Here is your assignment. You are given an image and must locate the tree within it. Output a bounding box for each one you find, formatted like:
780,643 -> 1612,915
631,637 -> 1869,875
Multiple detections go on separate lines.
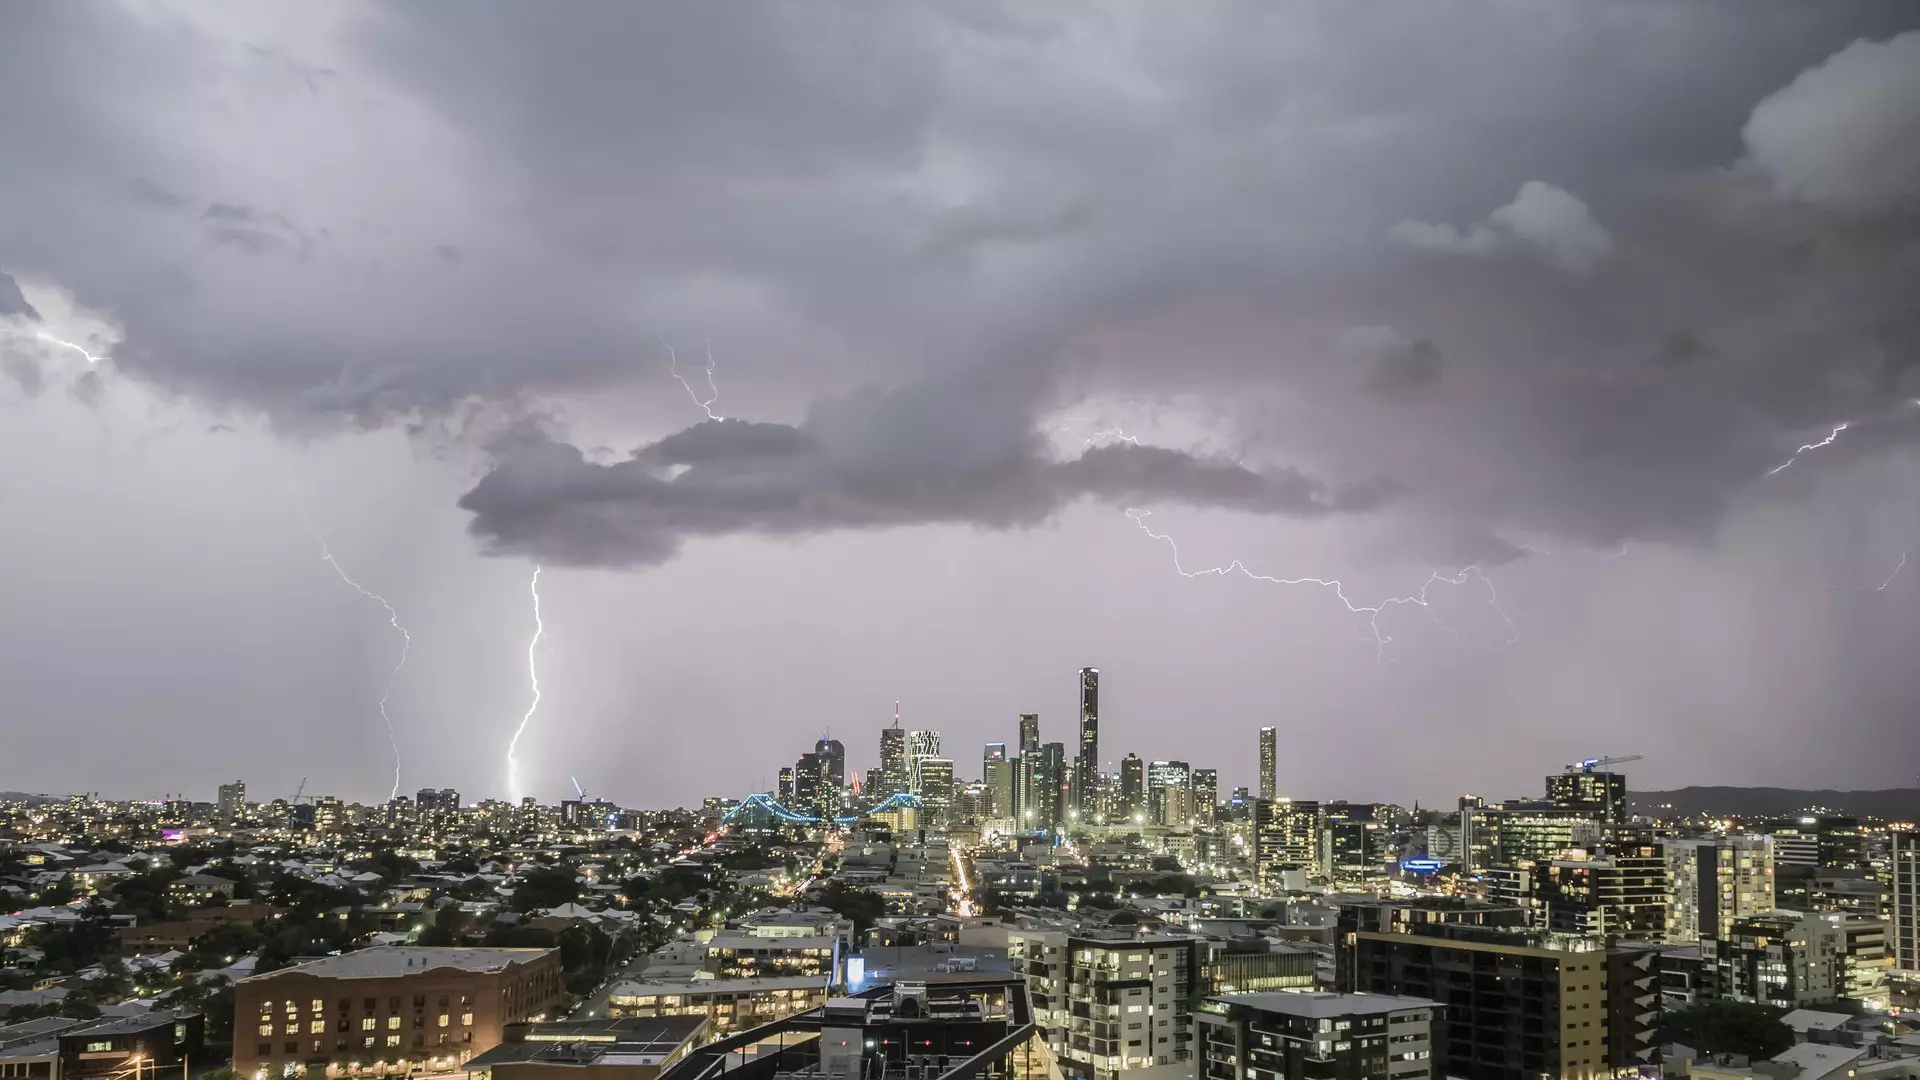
1661,1001 -> 1792,1060
816,882 -> 885,934
511,867 -> 582,912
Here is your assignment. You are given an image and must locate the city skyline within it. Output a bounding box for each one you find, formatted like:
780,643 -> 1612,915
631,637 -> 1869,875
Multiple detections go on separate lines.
6,5 -> 1920,808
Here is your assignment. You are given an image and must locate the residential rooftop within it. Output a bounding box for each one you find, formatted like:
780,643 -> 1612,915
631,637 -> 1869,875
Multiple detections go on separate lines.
1209,992 -> 1436,1019
241,946 -> 553,981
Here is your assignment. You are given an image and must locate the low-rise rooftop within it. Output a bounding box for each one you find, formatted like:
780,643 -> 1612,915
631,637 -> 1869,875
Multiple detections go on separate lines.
241,946 -> 553,981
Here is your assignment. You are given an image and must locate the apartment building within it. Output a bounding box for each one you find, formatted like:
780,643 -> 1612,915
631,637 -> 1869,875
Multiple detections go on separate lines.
1194,992 -> 1437,1080
1008,929 -> 1199,1080
232,947 -> 563,1079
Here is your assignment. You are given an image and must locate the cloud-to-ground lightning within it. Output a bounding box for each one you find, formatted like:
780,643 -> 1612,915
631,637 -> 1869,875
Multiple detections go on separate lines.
667,342 -> 725,420
505,565 -> 545,801
1766,421 -> 1851,476
1124,508 -> 1517,658
298,509 -> 410,799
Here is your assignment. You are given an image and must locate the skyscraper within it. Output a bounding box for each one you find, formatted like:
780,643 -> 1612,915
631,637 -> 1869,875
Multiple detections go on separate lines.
1037,742 -> 1068,832
815,735 -> 845,791
1193,768 -> 1219,825
983,743 -> 1013,821
918,758 -> 955,828
217,781 -> 246,825
1077,668 -> 1099,815
908,729 -> 941,793
878,710 -> 907,795
1018,713 -> 1040,755
1259,727 -> 1277,801
1120,753 -> 1145,822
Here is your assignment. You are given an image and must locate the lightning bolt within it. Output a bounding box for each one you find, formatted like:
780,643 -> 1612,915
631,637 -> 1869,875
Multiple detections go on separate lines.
1057,422 -> 1518,655
1125,508 -> 1516,659
505,564 -> 544,801
1,328 -> 108,365
1854,552 -> 1907,592
667,341 -> 725,421
299,509 -> 409,799
1766,422 -> 1851,476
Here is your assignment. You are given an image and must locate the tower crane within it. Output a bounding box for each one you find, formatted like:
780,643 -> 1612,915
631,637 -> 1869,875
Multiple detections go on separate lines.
1565,754 -> 1641,773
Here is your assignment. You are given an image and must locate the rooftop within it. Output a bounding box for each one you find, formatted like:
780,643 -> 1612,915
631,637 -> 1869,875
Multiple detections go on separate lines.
468,1016 -> 707,1069
1209,992 -> 1435,1019
242,946 -> 554,981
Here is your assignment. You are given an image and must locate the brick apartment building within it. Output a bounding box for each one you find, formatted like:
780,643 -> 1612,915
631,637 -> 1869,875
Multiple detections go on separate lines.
233,947 -> 563,1079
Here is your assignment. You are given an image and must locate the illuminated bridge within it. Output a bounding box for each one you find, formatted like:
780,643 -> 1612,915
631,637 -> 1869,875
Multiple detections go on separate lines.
723,791 -> 923,826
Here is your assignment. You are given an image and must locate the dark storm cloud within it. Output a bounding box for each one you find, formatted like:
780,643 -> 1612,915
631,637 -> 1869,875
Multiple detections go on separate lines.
1,1 -> 1918,561
0,273 -> 39,320
461,412 -> 1392,568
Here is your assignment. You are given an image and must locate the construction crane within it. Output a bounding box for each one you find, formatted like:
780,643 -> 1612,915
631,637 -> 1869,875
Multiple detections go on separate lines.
1565,754 -> 1641,773
292,776 -> 307,802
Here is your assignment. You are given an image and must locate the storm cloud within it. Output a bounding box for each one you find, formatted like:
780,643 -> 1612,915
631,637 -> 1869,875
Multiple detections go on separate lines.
4,2 -> 1920,805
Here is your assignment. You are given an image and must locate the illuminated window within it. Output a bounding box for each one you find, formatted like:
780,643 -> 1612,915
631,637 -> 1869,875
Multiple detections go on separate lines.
362,1019 -> 376,1031
260,1025 -> 274,1037
387,1017 -> 401,1030
309,1021 -> 324,1034
437,1016 -> 449,1028
311,1000 -> 324,1014
460,1014 -> 473,1026
385,1036 -> 401,1048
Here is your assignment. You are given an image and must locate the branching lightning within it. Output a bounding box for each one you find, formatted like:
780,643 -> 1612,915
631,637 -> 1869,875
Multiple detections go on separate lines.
1766,422 -> 1851,476
505,565 -> 545,801
667,342 -> 725,421
1125,508 -> 1516,658
299,510 -> 410,799
1048,423 -> 1520,656
2,328 -> 109,365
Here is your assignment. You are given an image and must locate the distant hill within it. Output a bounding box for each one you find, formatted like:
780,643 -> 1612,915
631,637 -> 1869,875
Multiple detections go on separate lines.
1630,786 -> 1920,821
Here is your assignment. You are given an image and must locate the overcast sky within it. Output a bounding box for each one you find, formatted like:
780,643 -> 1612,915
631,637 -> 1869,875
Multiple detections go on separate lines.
4,1 -> 1920,810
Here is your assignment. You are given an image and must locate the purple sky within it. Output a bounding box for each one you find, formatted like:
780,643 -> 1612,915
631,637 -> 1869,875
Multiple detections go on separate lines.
4,2 -> 1920,809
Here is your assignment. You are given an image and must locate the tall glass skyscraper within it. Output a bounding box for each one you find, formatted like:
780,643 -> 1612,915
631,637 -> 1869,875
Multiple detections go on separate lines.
1259,726 -> 1277,801
1077,667 -> 1099,815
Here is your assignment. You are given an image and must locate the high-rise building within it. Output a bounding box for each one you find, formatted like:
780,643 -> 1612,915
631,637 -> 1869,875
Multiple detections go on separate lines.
1336,901 -> 1659,1079
1493,843 -> 1670,942
217,781 -> 246,825
1119,754 -> 1145,822
793,752 -> 823,813
777,767 -> 795,804
983,744 -> 1013,821
815,735 -> 846,792
1036,742 -> 1067,831
1893,831 -> 1919,974
1544,768 -> 1629,825
1667,835 -> 1774,943
1148,759 -> 1191,827
1767,814 -> 1865,870
1194,992 -> 1437,1080
1258,727 -> 1277,801
1076,668 -> 1099,817
1192,768 -> 1218,825
917,758 -> 955,828
878,711 -> 908,796
1712,911 -> 1847,1007
1018,713 -> 1040,756
1010,929 -> 1200,1080
907,729 -> 941,793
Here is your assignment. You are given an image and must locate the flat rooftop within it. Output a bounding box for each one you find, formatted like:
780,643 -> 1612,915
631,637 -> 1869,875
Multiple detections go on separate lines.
242,947 -> 553,981
1212,992 -> 1435,1018
610,976 -> 828,996
469,1016 -> 707,1069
